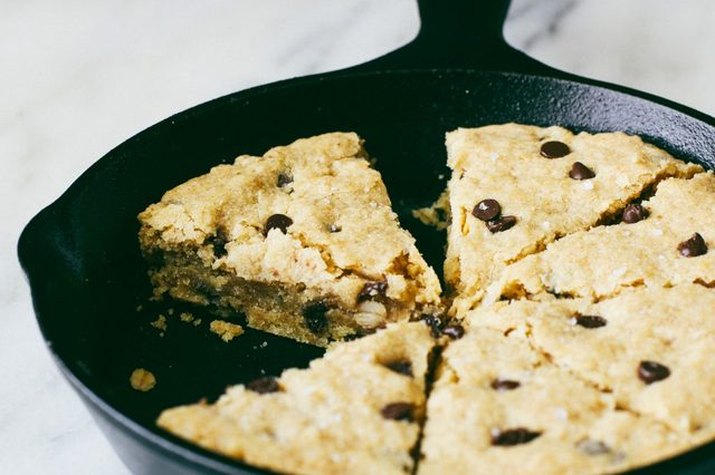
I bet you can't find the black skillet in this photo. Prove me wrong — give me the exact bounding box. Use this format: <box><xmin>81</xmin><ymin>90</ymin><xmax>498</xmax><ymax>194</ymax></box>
<box><xmin>18</xmin><ymin>0</ymin><xmax>715</xmax><ymax>473</ymax></box>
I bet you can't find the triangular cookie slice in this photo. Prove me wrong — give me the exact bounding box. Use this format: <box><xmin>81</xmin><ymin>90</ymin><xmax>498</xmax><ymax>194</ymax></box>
<box><xmin>466</xmin><ymin>285</ymin><xmax>715</xmax><ymax>437</ymax></box>
<box><xmin>157</xmin><ymin>322</ymin><xmax>436</xmax><ymax>474</ymax></box>
<box><xmin>139</xmin><ymin>133</ymin><xmax>442</xmax><ymax>346</ymax></box>
<box><xmin>419</xmin><ymin>326</ymin><xmax>694</xmax><ymax>474</ymax></box>
<box><xmin>486</xmin><ymin>173</ymin><xmax>715</xmax><ymax>302</ymax></box>
<box><xmin>444</xmin><ymin>124</ymin><xmax>700</xmax><ymax>313</ymax></box>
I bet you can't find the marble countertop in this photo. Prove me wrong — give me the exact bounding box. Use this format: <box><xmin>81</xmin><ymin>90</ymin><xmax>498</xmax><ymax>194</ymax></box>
<box><xmin>4</xmin><ymin>0</ymin><xmax>714</xmax><ymax>473</ymax></box>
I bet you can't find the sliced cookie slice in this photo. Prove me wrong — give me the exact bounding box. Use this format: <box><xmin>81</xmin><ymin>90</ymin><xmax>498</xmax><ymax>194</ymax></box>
<box><xmin>158</xmin><ymin>322</ymin><xmax>436</xmax><ymax>475</ymax></box>
<box><xmin>139</xmin><ymin>132</ymin><xmax>442</xmax><ymax>346</ymax></box>
<box><xmin>444</xmin><ymin>124</ymin><xmax>701</xmax><ymax>313</ymax></box>
<box><xmin>466</xmin><ymin>285</ymin><xmax>715</xmax><ymax>437</ymax></box>
<box><xmin>486</xmin><ymin>173</ymin><xmax>715</xmax><ymax>302</ymax></box>
<box><xmin>418</xmin><ymin>326</ymin><xmax>691</xmax><ymax>474</ymax></box>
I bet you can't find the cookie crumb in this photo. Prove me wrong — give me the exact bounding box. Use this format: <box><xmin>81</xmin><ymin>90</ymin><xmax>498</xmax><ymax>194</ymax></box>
<box><xmin>179</xmin><ymin>312</ymin><xmax>195</xmax><ymax>323</ymax></box>
<box><xmin>413</xmin><ymin>190</ymin><xmax>449</xmax><ymax>230</ymax></box>
<box><xmin>130</xmin><ymin>368</ymin><xmax>156</xmax><ymax>392</ymax></box>
<box><xmin>151</xmin><ymin>314</ymin><xmax>167</xmax><ymax>333</ymax></box>
<box><xmin>210</xmin><ymin>320</ymin><xmax>245</xmax><ymax>342</ymax></box>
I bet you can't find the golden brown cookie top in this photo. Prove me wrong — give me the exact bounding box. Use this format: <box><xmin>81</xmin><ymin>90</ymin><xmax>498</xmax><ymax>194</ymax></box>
<box><xmin>444</xmin><ymin>123</ymin><xmax>701</xmax><ymax>313</ymax></box>
<box><xmin>158</xmin><ymin>322</ymin><xmax>436</xmax><ymax>475</ymax></box>
<box><xmin>139</xmin><ymin>132</ymin><xmax>442</xmax><ymax>310</ymax></box>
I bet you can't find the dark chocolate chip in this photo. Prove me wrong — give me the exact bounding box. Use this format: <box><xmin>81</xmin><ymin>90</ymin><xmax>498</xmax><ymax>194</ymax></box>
<box><xmin>638</xmin><ymin>360</ymin><xmax>670</xmax><ymax>384</ymax></box>
<box><xmin>491</xmin><ymin>428</ymin><xmax>542</xmax><ymax>446</ymax></box>
<box><xmin>486</xmin><ymin>215</ymin><xmax>517</xmax><ymax>233</ymax></box>
<box><xmin>540</xmin><ymin>141</ymin><xmax>571</xmax><ymax>158</ymax></box>
<box><xmin>577</xmin><ymin>439</ymin><xmax>611</xmax><ymax>456</ymax></box>
<box><xmin>264</xmin><ymin>214</ymin><xmax>293</xmax><ymax>235</ymax></box>
<box><xmin>622</xmin><ymin>204</ymin><xmax>648</xmax><ymax>224</ymax></box>
<box><xmin>677</xmin><ymin>232</ymin><xmax>708</xmax><ymax>257</ymax></box>
<box><xmin>303</xmin><ymin>301</ymin><xmax>329</xmax><ymax>334</ymax></box>
<box><xmin>473</xmin><ymin>199</ymin><xmax>501</xmax><ymax>221</ymax></box>
<box><xmin>569</xmin><ymin>162</ymin><xmax>596</xmax><ymax>180</ymax></box>
<box><xmin>574</xmin><ymin>315</ymin><xmax>607</xmax><ymax>329</ymax></box>
<box><xmin>441</xmin><ymin>323</ymin><xmax>465</xmax><ymax>340</ymax></box>
<box><xmin>385</xmin><ymin>359</ymin><xmax>413</xmax><ymax>377</ymax></box>
<box><xmin>381</xmin><ymin>402</ymin><xmax>415</xmax><ymax>422</ymax></box>
<box><xmin>358</xmin><ymin>281</ymin><xmax>388</xmax><ymax>302</ymax></box>
<box><xmin>246</xmin><ymin>376</ymin><xmax>280</xmax><ymax>394</ymax></box>
<box><xmin>423</xmin><ymin>314</ymin><xmax>444</xmax><ymax>338</ymax></box>
<box><xmin>343</xmin><ymin>332</ymin><xmax>364</xmax><ymax>342</ymax></box>
<box><xmin>208</xmin><ymin>227</ymin><xmax>229</xmax><ymax>258</ymax></box>
<box><xmin>491</xmin><ymin>379</ymin><xmax>521</xmax><ymax>391</ymax></box>
<box><xmin>277</xmin><ymin>173</ymin><xmax>293</xmax><ymax>187</ymax></box>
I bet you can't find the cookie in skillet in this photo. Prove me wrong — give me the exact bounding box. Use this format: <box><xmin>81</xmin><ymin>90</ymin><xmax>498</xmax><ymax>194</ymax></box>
<box><xmin>486</xmin><ymin>172</ymin><xmax>714</xmax><ymax>302</ymax></box>
<box><xmin>157</xmin><ymin>322</ymin><xmax>436</xmax><ymax>475</ymax></box>
<box><xmin>466</xmin><ymin>284</ymin><xmax>715</xmax><ymax>438</ymax></box>
<box><xmin>418</xmin><ymin>326</ymin><xmax>693</xmax><ymax>475</ymax></box>
<box><xmin>138</xmin><ymin>132</ymin><xmax>442</xmax><ymax>346</ymax></box>
<box><xmin>443</xmin><ymin>124</ymin><xmax>701</xmax><ymax>313</ymax></box>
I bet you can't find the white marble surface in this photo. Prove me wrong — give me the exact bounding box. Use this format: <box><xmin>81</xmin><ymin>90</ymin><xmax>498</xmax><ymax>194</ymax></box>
<box><xmin>3</xmin><ymin>0</ymin><xmax>714</xmax><ymax>473</ymax></box>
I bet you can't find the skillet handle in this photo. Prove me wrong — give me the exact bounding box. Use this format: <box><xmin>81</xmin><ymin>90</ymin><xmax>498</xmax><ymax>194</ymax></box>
<box><xmin>343</xmin><ymin>0</ymin><xmax>560</xmax><ymax>76</ymax></box>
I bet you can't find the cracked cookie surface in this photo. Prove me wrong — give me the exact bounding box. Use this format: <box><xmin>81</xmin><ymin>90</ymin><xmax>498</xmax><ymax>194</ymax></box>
<box><xmin>443</xmin><ymin>124</ymin><xmax>701</xmax><ymax>313</ymax></box>
<box><xmin>419</xmin><ymin>326</ymin><xmax>694</xmax><ymax>475</ymax></box>
<box><xmin>465</xmin><ymin>285</ymin><xmax>715</xmax><ymax>440</ymax></box>
<box><xmin>486</xmin><ymin>173</ymin><xmax>715</xmax><ymax>303</ymax></box>
<box><xmin>139</xmin><ymin>132</ymin><xmax>442</xmax><ymax>346</ymax></box>
<box><xmin>158</xmin><ymin>322</ymin><xmax>436</xmax><ymax>475</ymax></box>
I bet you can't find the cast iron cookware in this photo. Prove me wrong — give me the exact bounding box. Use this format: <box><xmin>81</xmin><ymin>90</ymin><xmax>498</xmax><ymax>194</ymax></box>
<box><xmin>18</xmin><ymin>0</ymin><xmax>715</xmax><ymax>473</ymax></box>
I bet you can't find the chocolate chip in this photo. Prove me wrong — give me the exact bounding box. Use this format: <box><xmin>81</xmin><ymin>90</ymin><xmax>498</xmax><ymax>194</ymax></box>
<box><xmin>208</xmin><ymin>227</ymin><xmax>229</xmax><ymax>258</ymax></box>
<box><xmin>677</xmin><ymin>232</ymin><xmax>708</xmax><ymax>257</ymax></box>
<box><xmin>303</xmin><ymin>302</ymin><xmax>329</xmax><ymax>334</ymax></box>
<box><xmin>385</xmin><ymin>360</ymin><xmax>413</xmax><ymax>377</ymax></box>
<box><xmin>246</xmin><ymin>376</ymin><xmax>280</xmax><ymax>394</ymax></box>
<box><xmin>381</xmin><ymin>402</ymin><xmax>415</xmax><ymax>422</ymax></box>
<box><xmin>423</xmin><ymin>314</ymin><xmax>444</xmax><ymax>338</ymax></box>
<box><xmin>491</xmin><ymin>428</ymin><xmax>542</xmax><ymax>446</ymax></box>
<box><xmin>574</xmin><ymin>315</ymin><xmax>607</xmax><ymax>328</ymax></box>
<box><xmin>638</xmin><ymin>360</ymin><xmax>670</xmax><ymax>384</ymax></box>
<box><xmin>486</xmin><ymin>215</ymin><xmax>517</xmax><ymax>233</ymax></box>
<box><xmin>577</xmin><ymin>439</ymin><xmax>611</xmax><ymax>456</ymax></box>
<box><xmin>277</xmin><ymin>173</ymin><xmax>293</xmax><ymax>187</ymax></box>
<box><xmin>569</xmin><ymin>162</ymin><xmax>595</xmax><ymax>180</ymax></box>
<box><xmin>622</xmin><ymin>204</ymin><xmax>648</xmax><ymax>224</ymax></box>
<box><xmin>540</xmin><ymin>141</ymin><xmax>571</xmax><ymax>158</ymax></box>
<box><xmin>473</xmin><ymin>199</ymin><xmax>501</xmax><ymax>221</ymax></box>
<box><xmin>358</xmin><ymin>281</ymin><xmax>388</xmax><ymax>302</ymax></box>
<box><xmin>264</xmin><ymin>214</ymin><xmax>293</xmax><ymax>235</ymax></box>
<box><xmin>442</xmin><ymin>323</ymin><xmax>465</xmax><ymax>340</ymax></box>
<box><xmin>491</xmin><ymin>379</ymin><xmax>520</xmax><ymax>391</ymax></box>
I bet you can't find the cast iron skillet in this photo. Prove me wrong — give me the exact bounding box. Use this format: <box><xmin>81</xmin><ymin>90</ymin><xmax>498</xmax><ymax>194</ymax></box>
<box><xmin>18</xmin><ymin>1</ymin><xmax>715</xmax><ymax>473</ymax></box>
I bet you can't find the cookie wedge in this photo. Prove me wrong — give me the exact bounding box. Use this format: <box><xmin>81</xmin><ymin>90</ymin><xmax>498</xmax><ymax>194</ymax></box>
<box><xmin>158</xmin><ymin>322</ymin><xmax>436</xmax><ymax>475</ymax></box>
<box><xmin>139</xmin><ymin>132</ymin><xmax>442</xmax><ymax>346</ymax></box>
<box><xmin>466</xmin><ymin>285</ymin><xmax>715</xmax><ymax>436</ymax></box>
<box><xmin>419</xmin><ymin>325</ymin><xmax>700</xmax><ymax>475</ymax></box>
<box><xmin>444</xmin><ymin>124</ymin><xmax>701</xmax><ymax>313</ymax></box>
<box><xmin>486</xmin><ymin>173</ymin><xmax>715</xmax><ymax>302</ymax></box>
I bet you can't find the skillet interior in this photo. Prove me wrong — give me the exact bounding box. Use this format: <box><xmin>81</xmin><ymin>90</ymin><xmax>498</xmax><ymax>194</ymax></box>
<box><xmin>19</xmin><ymin>69</ymin><xmax>715</xmax><ymax>474</ymax></box>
